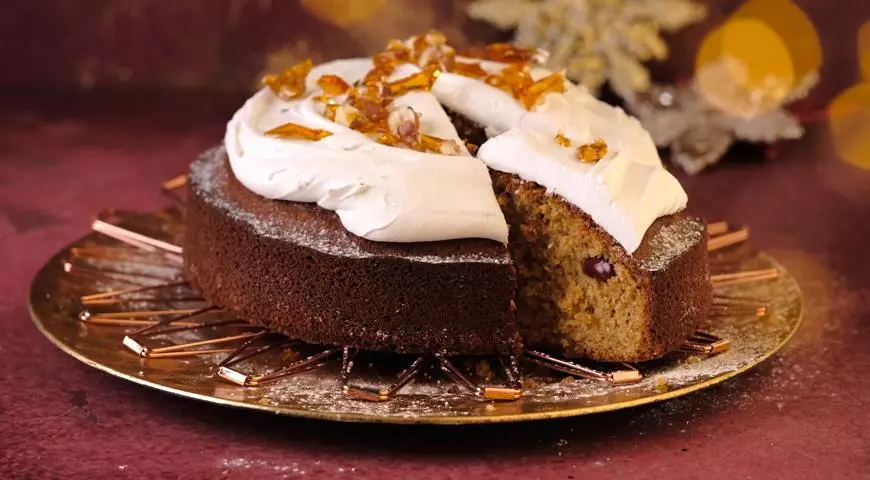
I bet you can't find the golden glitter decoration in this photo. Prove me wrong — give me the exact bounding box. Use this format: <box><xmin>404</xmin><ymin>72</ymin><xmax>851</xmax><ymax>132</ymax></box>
<box><xmin>829</xmin><ymin>83</ymin><xmax>870</xmax><ymax>170</ymax></box>
<box><xmin>828</xmin><ymin>20</ymin><xmax>870</xmax><ymax>170</ymax></box>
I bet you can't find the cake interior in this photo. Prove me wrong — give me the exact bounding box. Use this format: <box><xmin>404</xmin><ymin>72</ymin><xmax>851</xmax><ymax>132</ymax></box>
<box><xmin>449</xmin><ymin>109</ymin><xmax>651</xmax><ymax>360</ymax></box>
<box><xmin>491</xmin><ymin>172</ymin><xmax>651</xmax><ymax>359</ymax></box>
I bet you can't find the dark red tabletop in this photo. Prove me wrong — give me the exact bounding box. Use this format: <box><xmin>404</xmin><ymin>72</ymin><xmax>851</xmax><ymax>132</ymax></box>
<box><xmin>1</xmin><ymin>91</ymin><xmax>868</xmax><ymax>479</ymax></box>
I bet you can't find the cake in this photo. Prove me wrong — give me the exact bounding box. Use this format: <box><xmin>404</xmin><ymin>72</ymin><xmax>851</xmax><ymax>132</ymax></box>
<box><xmin>183</xmin><ymin>32</ymin><xmax>711</xmax><ymax>362</ymax></box>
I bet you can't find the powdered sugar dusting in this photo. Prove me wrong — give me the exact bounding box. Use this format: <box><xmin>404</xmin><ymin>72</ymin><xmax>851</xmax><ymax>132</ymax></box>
<box><xmin>638</xmin><ymin>218</ymin><xmax>705</xmax><ymax>271</ymax></box>
<box><xmin>45</xmin><ymin>233</ymin><xmax>801</xmax><ymax>422</ymax></box>
<box><xmin>202</xmin><ymin>254</ymin><xmax>801</xmax><ymax>421</ymax></box>
<box><xmin>190</xmin><ymin>148</ymin><xmax>510</xmax><ymax>265</ymax></box>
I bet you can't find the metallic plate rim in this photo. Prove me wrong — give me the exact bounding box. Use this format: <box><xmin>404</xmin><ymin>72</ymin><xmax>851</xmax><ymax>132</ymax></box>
<box><xmin>29</xmin><ymin>238</ymin><xmax>803</xmax><ymax>425</ymax></box>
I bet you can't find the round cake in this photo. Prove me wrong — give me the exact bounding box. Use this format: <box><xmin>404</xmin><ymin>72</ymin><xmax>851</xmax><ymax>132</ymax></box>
<box><xmin>183</xmin><ymin>32</ymin><xmax>712</xmax><ymax>362</ymax></box>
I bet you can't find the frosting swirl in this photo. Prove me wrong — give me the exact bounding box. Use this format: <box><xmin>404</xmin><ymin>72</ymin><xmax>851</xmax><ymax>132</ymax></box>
<box><xmin>225</xmin><ymin>59</ymin><xmax>509</xmax><ymax>243</ymax></box>
<box><xmin>225</xmin><ymin>57</ymin><xmax>688</xmax><ymax>253</ymax></box>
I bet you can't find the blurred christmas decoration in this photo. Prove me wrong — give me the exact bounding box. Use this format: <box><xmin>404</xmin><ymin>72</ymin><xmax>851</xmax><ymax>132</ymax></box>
<box><xmin>695</xmin><ymin>0</ymin><xmax>820</xmax><ymax>118</ymax></box>
<box><xmin>827</xmin><ymin>20</ymin><xmax>870</xmax><ymax>170</ymax></box>
<box><xmin>625</xmin><ymin>0</ymin><xmax>822</xmax><ymax>174</ymax></box>
<box><xmin>625</xmin><ymin>69</ymin><xmax>813</xmax><ymax>175</ymax></box>
<box><xmin>466</xmin><ymin>0</ymin><xmax>707</xmax><ymax>96</ymax></box>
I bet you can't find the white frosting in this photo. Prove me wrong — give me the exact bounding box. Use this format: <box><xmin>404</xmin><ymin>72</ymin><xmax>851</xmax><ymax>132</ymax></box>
<box><xmin>225</xmin><ymin>59</ymin><xmax>508</xmax><ymax>243</ymax></box>
<box><xmin>225</xmin><ymin>57</ymin><xmax>688</xmax><ymax>253</ymax></box>
<box><xmin>434</xmin><ymin>61</ymin><xmax>687</xmax><ymax>253</ymax></box>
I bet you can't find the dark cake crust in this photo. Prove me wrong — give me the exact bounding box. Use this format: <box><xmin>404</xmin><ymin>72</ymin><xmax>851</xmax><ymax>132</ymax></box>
<box><xmin>184</xmin><ymin>147</ymin><xmax>520</xmax><ymax>355</ymax></box>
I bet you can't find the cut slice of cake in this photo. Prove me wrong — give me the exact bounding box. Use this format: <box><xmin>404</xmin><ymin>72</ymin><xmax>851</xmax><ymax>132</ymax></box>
<box><xmin>446</xmin><ymin>108</ymin><xmax>710</xmax><ymax>362</ymax></box>
<box><xmin>492</xmin><ymin>172</ymin><xmax>709</xmax><ymax>361</ymax></box>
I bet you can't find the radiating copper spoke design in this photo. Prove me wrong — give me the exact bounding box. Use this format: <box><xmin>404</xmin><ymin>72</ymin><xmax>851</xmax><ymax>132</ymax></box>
<box><xmin>65</xmin><ymin>192</ymin><xmax>777</xmax><ymax>403</ymax></box>
<box><xmin>523</xmin><ymin>350</ymin><xmax>642</xmax><ymax>384</ymax></box>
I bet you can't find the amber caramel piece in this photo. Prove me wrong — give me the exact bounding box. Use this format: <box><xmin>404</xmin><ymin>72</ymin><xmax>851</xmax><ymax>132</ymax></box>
<box><xmin>261</xmin><ymin>59</ymin><xmax>313</xmax><ymax>100</ymax></box>
<box><xmin>555</xmin><ymin>131</ymin><xmax>572</xmax><ymax>147</ymax></box>
<box><xmin>374</xmin><ymin>132</ymin><xmax>400</xmax><ymax>147</ymax></box>
<box><xmin>385</xmin><ymin>64</ymin><xmax>441</xmax><ymax>96</ymax></box>
<box><xmin>348</xmin><ymin>94</ymin><xmax>390</xmax><ymax>124</ymax></box>
<box><xmin>489</xmin><ymin>64</ymin><xmax>534</xmax><ymax>99</ymax></box>
<box><xmin>362</xmin><ymin>65</ymin><xmax>392</xmax><ymax>87</ymax></box>
<box><xmin>410</xmin><ymin>30</ymin><xmax>455</xmax><ymax>71</ymax></box>
<box><xmin>318</xmin><ymin>75</ymin><xmax>351</xmax><ymax>96</ymax></box>
<box><xmin>578</xmin><ymin>138</ymin><xmax>608</xmax><ymax>163</ymax></box>
<box><xmin>265</xmin><ymin>122</ymin><xmax>332</xmax><ymax>141</ymax></box>
<box><xmin>420</xmin><ymin>134</ymin><xmax>461</xmax><ymax>155</ymax></box>
<box><xmin>454</xmin><ymin>61</ymin><xmax>488</xmax><ymax>79</ymax></box>
<box><xmin>332</xmin><ymin>104</ymin><xmax>361</xmax><ymax>128</ymax></box>
<box><xmin>522</xmin><ymin>72</ymin><xmax>567</xmax><ymax>109</ymax></box>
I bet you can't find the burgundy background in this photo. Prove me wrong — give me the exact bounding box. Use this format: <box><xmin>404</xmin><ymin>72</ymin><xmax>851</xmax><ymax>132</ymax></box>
<box><xmin>1</xmin><ymin>1</ymin><xmax>869</xmax><ymax>478</ymax></box>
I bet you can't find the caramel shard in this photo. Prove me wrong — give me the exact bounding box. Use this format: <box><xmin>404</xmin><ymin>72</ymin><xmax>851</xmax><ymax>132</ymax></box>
<box><xmin>420</xmin><ymin>134</ymin><xmax>462</xmax><ymax>156</ymax></box>
<box><xmin>332</xmin><ymin>104</ymin><xmax>361</xmax><ymax>128</ymax></box>
<box><xmin>454</xmin><ymin>61</ymin><xmax>488</xmax><ymax>79</ymax></box>
<box><xmin>261</xmin><ymin>59</ymin><xmax>313</xmax><ymax>100</ymax></box>
<box><xmin>265</xmin><ymin>122</ymin><xmax>332</xmax><ymax>141</ymax></box>
<box><xmin>522</xmin><ymin>72</ymin><xmax>566</xmax><ymax>109</ymax></box>
<box><xmin>385</xmin><ymin>64</ymin><xmax>441</xmax><ymax>96</ymax></box>
<box><xmin>362</xmin><ymin>65</ymin><xmax>395</xmax><ymax>87</ymax></box>
<box><xmin>578</xmin><ymin>138</ymin><xmax>608</xmax><ymax>163</ymax></box>
<box><xmin>387</xmin><ymin>106</ymin><xmax>421</xmax><ymax>146</ymax></box>
<box><xmin>317</xmin><ymin>75</ymin><xmax>351</xmax><ymax>96</ymax></box>
<box><xmin>554</xmin><ymin>131</ymin><xmax>572</xmax><ymax>147</ymax></box>
<box><xmin>412</xmin><ymin>30</ymin><xmax>456</xmax><ymax>71</ymax></box>
<box><xmin>485</xmin><ymin>64</ymin><xmax>533</xmax><ymax>99</ymax></box>
<box><xmin>436</xmin><ymin>139</ymin><xmax>462</xmax><ymax>156</ymax></box>
<box><xmin>347</xmin><ymin>93</ymin><xmax>390</xmax><ymax>124</ymax></box>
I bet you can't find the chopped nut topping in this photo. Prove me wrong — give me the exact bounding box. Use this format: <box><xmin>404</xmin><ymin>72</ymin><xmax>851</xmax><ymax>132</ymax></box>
<box><xmin>578</xmin><ymin>138</ymin><xmax>608</xmax><ymax>163</ymax></box>
<box><xmin>408</xmin><ymin>29</ymin><xmax>456</xmax><ymax>71</ymax></box>
<box><xmin>421</xmin><ymin>134</ymin><xmax>462</xmax><ymax>155</ymax></box>
<box><xmin>302</xmin><ymin>32</ymin><xmax>486</xmax><ymax>154</ymax></box>
<box><xmin>261</xmin><ymin>59</ymin><xmax>313</xmax><ymax>100</ymax></box>
<box><xmin>265</xmin><ymin>122</ymin><xmax>332</xmax><ymax>141</ymax></box>
<box><xmin>332</xmin><ymin>104</ymin><xmax>361</xmax><ymax>128</ymax></box>
<box><xmin>554</xmin><ymin>131</ymin><xmax>572</xmax><ymax>147</ymax></box>
<box><xmin>387</xmin><ymin>106</ymin><xmax>422</xmax><ymax>146</ymax></box>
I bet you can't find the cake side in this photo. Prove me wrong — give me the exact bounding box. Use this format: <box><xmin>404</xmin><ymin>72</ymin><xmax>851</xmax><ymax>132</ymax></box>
<box><xmin>184</xmin><ymin>148</ymin><xmax>520</xmax><ymax>355</ymax></box>
<box><xmin>638</xmin><ymin>217</ymin><xmax>712</xmax><ymax>357</ymax></box>
<box><xmin>492</xmin><ymin>171</ymin><xmax>710</xmax><ymax>362</ymax></box>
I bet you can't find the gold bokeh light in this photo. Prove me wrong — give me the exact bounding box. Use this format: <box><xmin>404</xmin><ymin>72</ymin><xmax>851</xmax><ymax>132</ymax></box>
<box><xmin>300</xmin><ymin>0</ymin><xmax>387</xmax><ymax>28</ymax></box>
<box><xmin>828</xmin><ymin>20</ymin><xmax>870</xmax><ymax>170</ymax></box>
<box><xmin>695</xmin><ymin>0</ymin><xmax>820</xmax><ymax>117</ymax></box>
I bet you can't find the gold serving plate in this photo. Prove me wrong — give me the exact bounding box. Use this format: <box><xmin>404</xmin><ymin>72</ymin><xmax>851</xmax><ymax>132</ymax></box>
<box><xmin>29</xmin><ymin>228</ymin><xmax>802</xmax><ymax>424</ymax></box>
